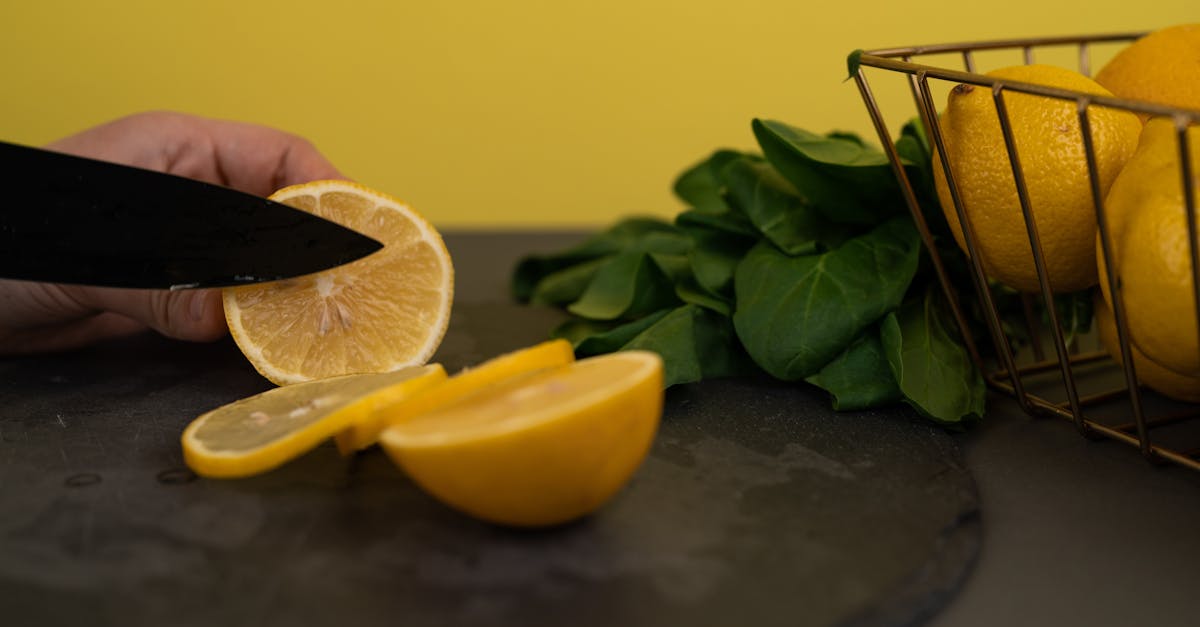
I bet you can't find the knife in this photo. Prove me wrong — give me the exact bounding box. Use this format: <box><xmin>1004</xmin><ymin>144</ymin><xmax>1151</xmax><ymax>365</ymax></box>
<box><xmin>0</xmin><ymin>140</ymin><xmax>383</xmax><ymax>290</ymax></box>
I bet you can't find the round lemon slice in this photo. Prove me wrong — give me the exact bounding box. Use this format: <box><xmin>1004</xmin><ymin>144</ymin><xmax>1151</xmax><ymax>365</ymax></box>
<box><xmin>182</xmin><ymin>364</ymin><xmax>446</xmax><ymax>478</ymax></box>
<box><xmin>223</xmin><ymin>180</ymin><xmax>454</xmax><ymax>385</ymax></box>
<box><xmin>335</xmin><ymin>338</ymin><xmax>576</xmax><ymax>454</ymax></box>
<box><xmin>378</xmin><ymin>350</ymin><xmax>663</xmax><ymax>527</ymax></box>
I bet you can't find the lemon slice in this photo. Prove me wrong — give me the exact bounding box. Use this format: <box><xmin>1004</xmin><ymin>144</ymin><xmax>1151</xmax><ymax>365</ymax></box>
<box><xmin>378</xmin><ymin>350</ymin><xmax>663</xmax><ymax>527</ymax></box>
<box><xmin>182</xmin><ymin>364</ymin><xmax>446</xmax><ymax>478</ymax></box>
<box><xmin>335</xmin><ymin>338</ymin><xmax>576</xmax><ymax>454</ymax></box>
<box><xmin>223</xmin><ymin>180</ymin><xmax>454</xmax><ymax>385</ymax></box>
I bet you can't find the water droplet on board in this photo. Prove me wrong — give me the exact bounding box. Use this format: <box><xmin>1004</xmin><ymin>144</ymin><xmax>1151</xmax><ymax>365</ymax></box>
<box><xmin>156</xmin><ymin>468</ymin><xmax>197</xmax><ymax>485</ymax></box>
<box><xmin>64</xmin><ymin>473</ymin><xmax>101</xmax><ymax>488</ymax></box>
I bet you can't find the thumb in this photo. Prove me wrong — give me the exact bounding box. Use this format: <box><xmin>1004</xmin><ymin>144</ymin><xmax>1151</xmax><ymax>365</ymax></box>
<box><xmin>68</xmin><ymin>287</ymin><xmax>229</xmax><ymax>342</ymax></box>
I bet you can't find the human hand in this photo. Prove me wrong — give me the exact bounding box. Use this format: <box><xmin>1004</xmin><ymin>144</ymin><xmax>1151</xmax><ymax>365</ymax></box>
<box><xmin>0</xmin><ymin>111</ymin><xmax>345</xmax><ymax>355</ymax></box>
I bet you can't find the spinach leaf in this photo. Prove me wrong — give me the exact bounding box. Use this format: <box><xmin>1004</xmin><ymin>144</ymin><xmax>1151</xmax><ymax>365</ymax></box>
<box><xmin>528</xmin><ymin>257</ymin><xmax>607</xmax><ymax>306</ymax></box>
<box><xmin>880</xmin><ymin>286</ymin><xmax>985</xmax><ymax>424</ymax></box>
<box><xmin>674</xmin><ymin>274</ymin><xmax>731</xmax><ymax>316</ymax></box>
<box><xmin>512</xmin><ymin>216</ymin><xmax>680</xmax><ymax>302</ymax></box>
<box><xmin>556</xmin><ymin>309</ymin><xmax>674</xmax><ymax>354</ymax></box>
<box><xmin>621</xmin><ymin>304</ymin><xmax>761</xmax><ymax>386</ymax></box>
<box><xmin>558</xmin><ymin>305</ymin><xmax>757</xmax><ymax>387</ymax></box>
<box><xmin>752</xmin><ymin>119</ymin><xmax>905</xmax><ymax>226</ymax></box>
<box><xmin>720</xmin><ymin>155</ymin><xmax>852</xmax><ymax>255</ymax></box>
<box><xmin>805</xmin><ymin>327</ymin><xmax>902</xmax><ymax>410</ymax></box>
<box><xmin>673</xmin><ymin>149</ymin><xmax>747</xmax><ymax>214</ymax></box>
<box><xmin>846</xmin><ymin>49</ymin><xmax>864</xmax><ymax>79</ymax></box>
<box><xmin>674</xmin><ymin>208</ymin><xmax>760</xmax><ymax>302</ymax></box>
<box><xmin>567</xmin><ymin>249</ymin><xmax>684</xmax><ymax>321</ymax></box>
<box><xmin>675</xmin><ymin>206</ymin><xmax>760</xmax><ymax>239</ymax></box>
<box><xmin>1051</xmin><ymin>290</ymin><xmax>1095</xmax><ymax>346</ymax></box>
<box><xmin>733</xmin><ymin>216</ymin><xmax>920</xmax><ymax>380</ymax></box>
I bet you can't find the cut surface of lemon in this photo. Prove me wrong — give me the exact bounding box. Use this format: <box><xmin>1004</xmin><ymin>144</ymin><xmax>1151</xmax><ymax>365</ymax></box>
<box><xmin>335</xmin><ymin>338</ymin><xmax>576</xmax><ymax>454</ymax></box>
<box><xmin>182</xmin><ymin>364</ymin><xmax>446</xmax><ymax>478</ymax></box>
<box><xmin>224</xmin><ymin>180</ymin><xmax>454</xmax><ymax>385</ymax></box>
<box><xmin>378</xmin><ymin>350</ymin><xmax>663</xmax><ymax>528</ymax></box>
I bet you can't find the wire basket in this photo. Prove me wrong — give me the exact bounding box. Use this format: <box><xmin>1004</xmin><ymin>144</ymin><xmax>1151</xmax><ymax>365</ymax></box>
<box><xmin>852</xmin><ymin>32</ymin><xmax>1200</xmax><ymax>472</ymax></box>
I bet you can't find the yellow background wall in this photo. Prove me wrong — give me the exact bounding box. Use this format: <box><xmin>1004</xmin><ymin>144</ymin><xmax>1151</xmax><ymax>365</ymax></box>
<box><xmin>1</xmin><ymin>2</ymin><xmax>1191</xmax><ymax>228</ymax></box>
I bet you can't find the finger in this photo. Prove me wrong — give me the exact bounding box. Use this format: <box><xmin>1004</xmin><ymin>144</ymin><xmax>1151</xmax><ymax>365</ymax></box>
<box><xmin>64</xmin><ymin>286</ymin><xmax>228</xmax><ymax>343</ymax></box>
<box><xmin>46</xmin><ymin>111</ymin><xmax>347</xmax><ymax>196</ymax></box>
<box><xmin>172</xmin><ymin>115</ymin><xmax>347</xmax><ymax>195</ymax></box>
<box><xmin>0</xmin><ymin>312</ymin><xmax>148</xmax><ymax>355</ymax></box>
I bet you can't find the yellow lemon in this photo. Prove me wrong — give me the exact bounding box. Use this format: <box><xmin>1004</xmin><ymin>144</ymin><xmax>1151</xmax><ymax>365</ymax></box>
<box><xmin>1095</xmin><ymin>24</ymin><xmax>1200</xmax><ymax>116</ymax></box>
<box><xmin>932</xmin><ymin>64</ymin><xmax>1141</xmax><ymax>292</ymax></box>
<box><xmin>1093</xmin><ymin>293</ymin><xmax>1200</xmax><ymax>403</ymax></box>
<box><xmin>224</xmin><ymin>180</ymin><xmax>454</xmax><ymax>385</ymax></box>
<box><xmin>335</xmin><ymin>338</ymin><xmax>576</xmax><ymax>454</ymax></box>
<box><xmin>379</xmin><ymin>350</ymin><xmax>663</xmax><ymax>527</ymax></box>
<box><xmin>182</xmin><ymin>364</ymin><xmax>446</xmax><ymax>478</ymax></box>
<box><xmin>1102</xmin><ymin>119</ymin><xmax>1200</xmax><ymax>375</ymax></box>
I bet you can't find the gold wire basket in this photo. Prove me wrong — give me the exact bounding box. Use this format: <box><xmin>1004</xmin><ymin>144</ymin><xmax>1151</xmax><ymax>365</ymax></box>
<box><xmin>852</xmin><ymin>32</ymin><xmax>1200</xmax><ymax>472</ymax></box>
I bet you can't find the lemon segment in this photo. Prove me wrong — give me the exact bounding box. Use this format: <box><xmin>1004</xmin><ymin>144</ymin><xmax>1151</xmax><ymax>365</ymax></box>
<box><xmin>182</xmin><ymin>364</ymin><xmax>446</xmax><ymax>478</ymax></box>
<box><xmin>223</xmin><ymin>180</ymin><xmax>454</xmax><ymax>386</ymax></box>
<box><xmin>379</xmin><ymin>351</ymin><xmax>664</xmax><ymax>528</ymax></box>
<box><xmin>335</xmin><ymin>338</ymin><xmax>576</xmax><ymax>454</ymax></box>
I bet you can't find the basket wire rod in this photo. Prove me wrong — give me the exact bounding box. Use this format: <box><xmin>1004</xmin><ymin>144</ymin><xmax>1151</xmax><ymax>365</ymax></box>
<box><xmin>1077</xmin><ymin>43</ymin><xmax>1091</xmax><ymax>77</ymax></box>
<box><xmin>862</xmin><ymin>32</ymin><xmax>1143</xmax><ymax>59</ymax></box>
<box><xmin>1020</xmin><ymin>292</ymin><xmax>1047</xmax><ymax>361</ymax></box>
<box><xmin>990</xmin><ymin>83</ymin><xmax>1085</xmax><ymax>429</ymax></box>
<box><xmin>1111</xmin><ymin>408</ymin><xmax>1200</xmax><ymax>434</ymax></box>
<box><xmin>1177</xmin><ymin>120</ymin><xmax>1200</xmax><ymax>394</ymax></box>
<box><xmin>852</xmin><ymin>70</ymin><xmax>986</xmax><ymax>370</ymax></box>
<box><xmin>914</xmin><ymin>75</ymin><xmax>1031</xmax><ymax>406</ymax></box>
<box><xmin>962</xmin><ymin>51</ymin><xmax>976</xmax><ymax>74</ymax></box>
<box><xmin>855</xmin><ymin>54</ymin><xmax>1200</xmax><ymax>123</ymax></box>
<box><xmin>1022</xmin><ymin>46</ymin><xmax>1034</xmax><ymax>65</ymax></box>
<box><xmin>1084</xmin><ymin>100</ymin><xmax>1151</xmax><ymax>454</ymax></box>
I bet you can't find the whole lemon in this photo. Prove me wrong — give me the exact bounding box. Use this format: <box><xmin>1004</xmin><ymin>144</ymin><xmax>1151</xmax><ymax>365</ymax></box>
<box><xmin>1093</xmin><ymin>292</ymin><xmax>1200</xmax><ymax>403</ymax></box>
<box><xmin>1103</xmin><ymin>118</ymin><xmax>1200</xmax><ymax>375</ymax></box>
<box><xmin>1095</xmin><ymin>116</ymin><xmax>1181</xmax><ymax>308</ymax></box>
<box><xmin>1095</xmin><ymin>24</ymin><xmax>1200</xmax><ymax>115</ymax></box>
<box><xmin>932</xmin><ymin>64</ymin><xmax>1141</xmax><ymax>293</ymax></box>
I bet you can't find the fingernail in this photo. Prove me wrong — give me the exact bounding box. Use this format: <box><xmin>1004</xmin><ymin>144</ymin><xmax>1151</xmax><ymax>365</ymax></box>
<box><xmin>189</xmin><ymin>291</ymin><xmax>210</xmax><ymax>321</ymax></box>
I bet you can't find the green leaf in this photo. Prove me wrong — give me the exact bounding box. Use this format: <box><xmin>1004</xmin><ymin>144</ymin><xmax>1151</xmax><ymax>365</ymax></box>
<box><xmin>805</xmin><ymin>327</ymin><xmax>902</xmax><ymax>410</ymax></box>
<box><xmin>673</xmin><ymin>209</ymin><xmax>760</xmax><ymax>301</ymax></box>
<box><xmin>752</xmin><ymin>118</ymin><xmax>904</xmax><ymax>226</ymax></box>
<box><xmin>880</xmin><ymin>287</ymin><xmax>986</xmax><ymax>424</ymax></box>
<box><xmin>733</xmin><ymin>216</ymin><xmax>921</xmax><ymax>380</ymax></box>
<box><xmin>685</xmin><ymin>235</ymin><xmax>748</xmax><ymax>303</ymax></box>
<box><xmin>1051</xmin><ymin>290</ymin><xmax>1095</xmax><ymax>346</ymax></box>
<box><xmin>511</xmin><ymin>216</ymin><xmax>681</xmax><ymax>302</ymax></box>
<box><xmin>567</xmin><ymin>249</ymin><xmax>683</xmax><ymax>320</ymax></box>
<box><xmin>673</xmin><ymin>149</ymin><xmax>747</xmax><ymax>214</ymax></box>
<box><xmin>893</xmin><ymin>117</ymin><xmax>951</xmax><ymax>241</ymax></box>
<box><xmin>720</xmin><ymin>155</ymin><xmax>852</xmax><ymax>255</ymax></box>
<box><xmin>620</xmin><ymin>305</ymin><xmax>760</xmax><ymax>386</ymax></box>
<box><xmin>648</xmin><ymin>252</ymin><xmax>693</xmax><ymax>283</ymax></box>
<box><xmin>846</xmin><ymin>49</ymin><xmax>864</xmax><ymax>79</ymax></box>
<box><xmin>529</xmin><ymin>257</ymin><xmax>607</xmax><ymax>306</ymax></box>
<box><xmin>675</xmin><ymin>275</ymin><xmax>731</xmax><ymax>316</ymax></box>
<box><xmin>556</xmin><ymin>309</ymin><xmax>674</xmax><ymax>355</ymax></box>
<box><xmin>675</xmin><ymin>207</ymin><xmax>760</xmax><ymax>239</ymax></box>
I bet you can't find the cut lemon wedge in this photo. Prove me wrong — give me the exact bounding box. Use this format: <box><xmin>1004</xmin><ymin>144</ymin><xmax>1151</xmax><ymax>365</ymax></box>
<box><xmin>335</xmin><ymin>338</ymin><xmax>576</xmax><ymax>454</ymax></box>
<box><xmin>182</xmin><ymin>364</ymin><xmax>446</xmax><ymax>478</ymax></box>
<box><xmin>223</xmin><ymin>180</ymin><xmax>454</xmax><ymax>385</ymax></box>
<box><xmin>378</xmin><ymin>350</ymin><xmax>663</xmax><ymax>527</ymax></box>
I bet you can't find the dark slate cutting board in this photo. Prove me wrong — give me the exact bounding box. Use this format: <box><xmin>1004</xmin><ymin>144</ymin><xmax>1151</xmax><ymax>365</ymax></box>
<box><xmin>0</xmin><ymin>300</ymin><xmax>979</xmax><ymax>627</ymax></box>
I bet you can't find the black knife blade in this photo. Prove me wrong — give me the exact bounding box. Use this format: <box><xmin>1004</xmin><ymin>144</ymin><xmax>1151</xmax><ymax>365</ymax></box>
<box><xmin>0</xmin><ymin>140</ymin><xmax>383</xmax><ymax>289</ymax></box>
